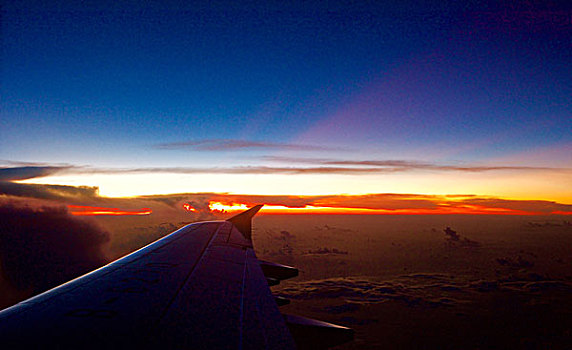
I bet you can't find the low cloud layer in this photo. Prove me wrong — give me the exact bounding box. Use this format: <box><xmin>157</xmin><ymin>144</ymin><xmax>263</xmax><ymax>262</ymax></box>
<box><xmin>277</xmin><ymin>274</ymin><xmax>572</xmax><ymax>308</ymax></box>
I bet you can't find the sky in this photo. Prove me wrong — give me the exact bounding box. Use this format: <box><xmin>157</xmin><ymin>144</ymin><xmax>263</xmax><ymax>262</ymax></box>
<box><xmin>1</xmin><ymin>1</ymin><xmax>571</xmax><ymax>211</ymax></box>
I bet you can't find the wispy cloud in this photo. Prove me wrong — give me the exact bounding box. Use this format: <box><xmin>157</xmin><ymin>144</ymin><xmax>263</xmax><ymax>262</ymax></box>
<box><xmin>92</xmin><ymin>166</ymin><xmax>397</xmax><ymax>175</ymax></box>
<box><xmin>0</xmin><ymin>165</ymin><xmax>400</xmax><ymax>176</ymax></box>
<box><xmin>154</xmin><ymin>139</ymin><xmax>341</xmax><ymax>152</ymax></box>
<box><xmin>261</xmin><ymin>156</ymin><xmax>566</xmax><ymax>172</ymax></box>
<box><xmin>3</xmin><ymin>156</ymin><xmax>566</xmax><ymax>182</ymax></box>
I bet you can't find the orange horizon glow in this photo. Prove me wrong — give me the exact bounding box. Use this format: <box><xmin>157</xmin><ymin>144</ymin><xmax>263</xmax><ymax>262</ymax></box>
<box><xmin>68</xmin><ymin>205</ymin><xmax>152</xmax><ymax>216</ymax></box>
<box><xmin>20</xmin><ymin>171</ymin><xmax>572</xmax><ymax>205</ymax></box>
<box><xmin>205</xmin><ymin>201</ymin><xmax>566</xmax><ymax>216</ymax></box>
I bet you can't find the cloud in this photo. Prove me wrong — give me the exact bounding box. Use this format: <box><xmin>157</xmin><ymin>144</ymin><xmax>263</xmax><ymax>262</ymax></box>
<box><xmin>2</xmin><ymin>176</ymin><xmax>571</xmax><ymax>216</ymax></box>
<box><xmin>0</xmin><ymin>165</ymin><xmax>100</xmax><ymax>203</ymax></box>
<box><xmin>262</xmin><ymin>156</ymin><xmax>565</xmax><ymax>172</ymax></box>
<box><xmin>307</xmin><ymin>194</ymin><xmax>571</xmax><ymax>215</ymax></box>
<box><xmin>458</xmin><ymin>198</ymin><xmax>572</xmax><ymax>214</ymax></box>
<box><xmin>443</xmin><ymin>227</ymin><xmax>461</xmax><ymax>241</ymax></box>
<box><xmin>143</xmin><ymin>192</ymin><xmax>572</xmax><ymax>215</ymax></box>
<box><xmin>0</xmin><ymin>163</ymin><xmax>569</xmax><ymax>216</ymax></box>
<box><xmin>4</xmin><ymin>158</ymin><xmax>568</xmax><ymax>181</ymax></box>
<box><xmin>311</xmin><ymin>193</ymin><xmax>441</xmax><ymax>210</ymax></box>
<box><xmin>144</xmin><ymin>193</ymin><xmax>441</xmax><ymax>211</ymax></box>
<box><xmin>154</xmin><ymin>139</ymin><xmax>340</xmax><ymax>152</ymax></box>
<box><xmin>0</xmin><ymin>200</ymin><xmax>110</xmax><ymax>308</ymax></box>
<box><xmin>144</xmin><ymin>193</ymin><xmax>325</xmax><ymax>210</ymax></box>
<box><xmin>313</xmin><ymin>225</ymin><xmax>356</xmax><ymax>233</ymax></box>
<box><xmin>277</xmin><ymin>275</ymin><xmax>459</xmax><ymax>307</ymax></box>
<box><xmin>145</xmin><ymin>192</ymin><xmax>446</xmax><ymax>214</ymax></box>
<box><xmin>0</xmin><ymin>166</ymin><xmax>70</xmax><ymax>181</ymax></box>
<box><xmin>98</xmin><ymin>166</ymin><xmax>397</xmax><ymax>175</ymax></box>
<box><xmin>258</xmin><ymin>228</ymin><xmax>296</xmax><ymax>262</ymax></box>
<box><xmin>13</xmin><ymin>165</ymin><xmax>397</xmax><ymax>176</ymax></box>
<box><xmin>305</xmin><ymin>247</ymin><xmax>349</xmax><ymax>255</ymax></box>
<box><xmin>442</xmin><ymin>227</ymin><xmax>481</xmax><ymax>248</ymax></box>
<box><xmin>277</xmin><ymin>274</ymin><xmax>572</xmax><ymax>308</ymax></box>
<box><xmin>0</xmin><ymin>181</ymin><xmax>99</xmax><ymax>201</ymax></box>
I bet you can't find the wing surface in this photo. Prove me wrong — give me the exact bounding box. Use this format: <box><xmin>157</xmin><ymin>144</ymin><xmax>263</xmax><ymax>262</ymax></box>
<box><xmin>0</xmin><ymin>217</ymin><xmax>295</xmax><ymax>349</ymax></box>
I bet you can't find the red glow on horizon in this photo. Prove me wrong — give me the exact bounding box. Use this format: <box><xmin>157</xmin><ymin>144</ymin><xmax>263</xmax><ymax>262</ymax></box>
<box><xmin>205</xmin><ymin>201</ymin><xmax>568</xmax><ymax>216</ymax></box>
<box><xmin>253</xmin><ymin>206</ymin><xmax>542</xmax><ymax>215</ymax></box>
<box><xmin>68</xmin><ymin>205</ymin><xmax>152</xmax><ymax>216</ymax></box>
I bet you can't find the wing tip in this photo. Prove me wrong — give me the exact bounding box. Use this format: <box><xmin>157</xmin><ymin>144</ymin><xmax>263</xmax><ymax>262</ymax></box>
<box><xmin>227</xmin><ymin>204</ymin><xmax>264</xmax><ymax>240</ymax></box>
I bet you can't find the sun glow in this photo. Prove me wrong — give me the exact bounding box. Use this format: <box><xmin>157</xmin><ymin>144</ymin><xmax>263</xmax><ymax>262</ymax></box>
<box><xmin>208</xmin><ymin>202</ymin><xmax>249</xmax><ymax>213</ymax></box>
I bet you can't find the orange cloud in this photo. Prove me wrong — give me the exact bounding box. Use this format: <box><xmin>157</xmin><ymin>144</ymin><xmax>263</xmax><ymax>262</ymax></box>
<box><xmin>182</xmin><ymin>203</ymin><xmax>197</xmax><ymax>212</ymax></box>
<box><xmin>170</xmin><ymin>193</ymin><xmax>571</xmax><ymax>216</ymax></box>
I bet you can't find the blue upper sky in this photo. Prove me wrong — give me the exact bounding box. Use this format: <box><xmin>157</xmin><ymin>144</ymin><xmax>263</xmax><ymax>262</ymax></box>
<box><xmin>1</xmin><ymin>1</ymin><xmax>571</xmax><ymax>198</ymax></box>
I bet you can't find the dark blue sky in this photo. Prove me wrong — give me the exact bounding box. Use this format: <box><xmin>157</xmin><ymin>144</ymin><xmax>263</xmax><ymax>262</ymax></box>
<box><xmin>1</xmin><ymin>1</ymin><xmax>571</xmax><ymax>198</ymax></box>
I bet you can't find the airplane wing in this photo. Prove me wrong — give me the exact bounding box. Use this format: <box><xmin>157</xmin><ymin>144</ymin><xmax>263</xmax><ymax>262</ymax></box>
<box><xmin>0</xmin><ymin>205</ymin><xmax>353</xmax><ymax>349</ymax></box>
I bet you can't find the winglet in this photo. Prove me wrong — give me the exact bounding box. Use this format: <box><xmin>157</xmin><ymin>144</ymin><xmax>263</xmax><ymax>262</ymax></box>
<box><xmin>227</xmin><ymin>204</ymin><xmax>263</xmax><ymax>240</ymax></box>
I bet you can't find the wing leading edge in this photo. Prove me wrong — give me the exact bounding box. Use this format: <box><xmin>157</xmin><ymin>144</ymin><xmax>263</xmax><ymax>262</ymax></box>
<box><xmin>0</xmin><ymin>205</ymin><xmax>353</xmax><ymax>349</ymax></box>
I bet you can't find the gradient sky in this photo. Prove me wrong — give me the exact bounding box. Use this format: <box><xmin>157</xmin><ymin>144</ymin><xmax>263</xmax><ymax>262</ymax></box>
<box><xmin>1</xmin><ymin>1</ymin><xmax>571</xmax><ymax>203</ymax></box>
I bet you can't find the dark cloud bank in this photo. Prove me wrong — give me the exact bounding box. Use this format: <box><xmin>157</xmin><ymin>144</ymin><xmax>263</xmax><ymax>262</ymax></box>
<box><xmin>0</xmin><ymin>181</ymin><xmax>99</xmax><ymax>201</ymax></box>
<box><xmin>0</xmin><ymin>201</ymin><xmax>110</xmax><ymax>309</ymax></box>
<box><xmin>0</xmin><ymin>166</ymin><xmax>70</xmax><ymax>181</ymax></box>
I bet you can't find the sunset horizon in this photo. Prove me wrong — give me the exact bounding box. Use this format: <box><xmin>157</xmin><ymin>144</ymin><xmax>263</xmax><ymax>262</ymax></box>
<box><xmin>1</xmin><ymin>1</ymin><xmax>571</xmax><ymax>348</ymax></box>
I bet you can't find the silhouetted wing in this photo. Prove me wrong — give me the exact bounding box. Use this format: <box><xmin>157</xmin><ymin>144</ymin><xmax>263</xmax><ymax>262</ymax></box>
<box><xmin>0</xmin><ymin>205</ymin><xmax>297</xmax><ymax>349</ymax></box>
